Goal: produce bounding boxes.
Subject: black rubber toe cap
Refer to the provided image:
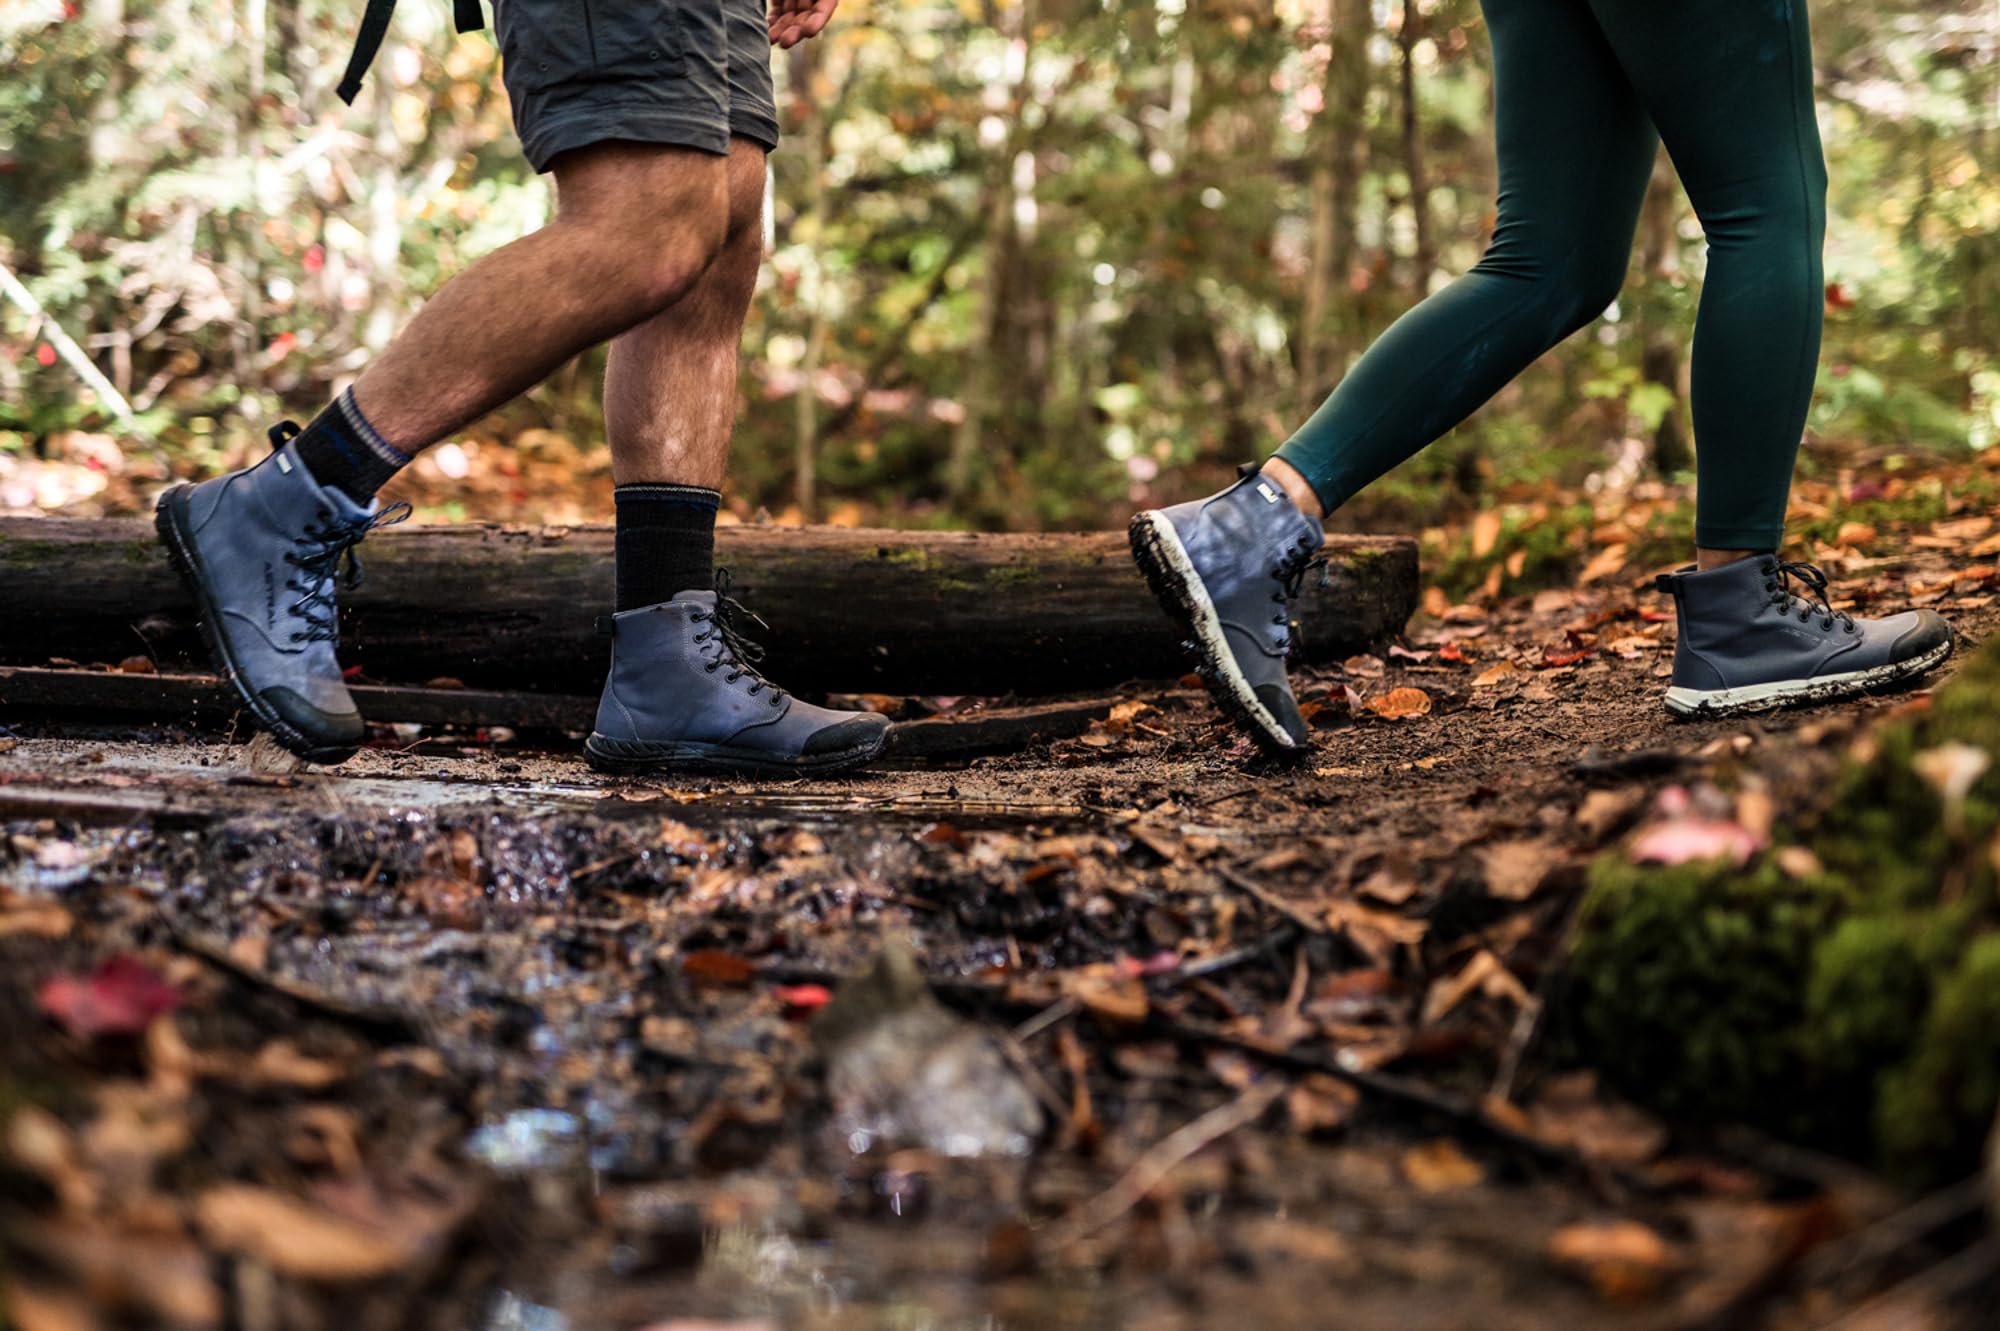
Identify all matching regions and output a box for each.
[1891,610,1954,663]
[259,686,365,759]
[1253,683,1309,749]
[804,713,892,757]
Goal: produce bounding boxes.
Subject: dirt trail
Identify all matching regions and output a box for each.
[2,575,1993,1331]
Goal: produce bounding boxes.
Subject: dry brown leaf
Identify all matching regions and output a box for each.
[1365,687,1433,720]
[195,1185,410,1281]
[1472,660,1520,688]
[1776,845,1825,880]
[1834,521,1878,549]
[1286,1074,1361,1137]
[1343,653,1386,679]
[1421,949,1533,1026]
[1471,509,1503,559]
[1548,1220,1675,1302]
[1421,585,1452,618]
[1579,543,1629,584]
[1401,1138,1484,1191]
[1480,840,1560,900]
[1065,972,1149,1026]
[1575,788,1645,842]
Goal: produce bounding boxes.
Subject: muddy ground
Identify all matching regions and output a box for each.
[2,562,1996,1331]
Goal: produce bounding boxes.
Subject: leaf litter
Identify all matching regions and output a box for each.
[3,523,1998,1329]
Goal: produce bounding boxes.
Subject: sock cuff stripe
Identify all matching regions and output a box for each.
[615,483,722,510]
[336,389,413,467]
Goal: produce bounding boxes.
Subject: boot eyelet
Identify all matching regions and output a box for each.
[705,663,719,673]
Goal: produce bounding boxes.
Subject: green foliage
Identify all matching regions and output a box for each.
[1571,636,2000,1180]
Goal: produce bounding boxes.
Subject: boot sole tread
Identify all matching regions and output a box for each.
[1663,632,1956,719]
[1128,512,1301,757]
[582,730,888,776]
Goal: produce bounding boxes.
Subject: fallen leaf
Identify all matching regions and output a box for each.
[682,951,757,987]
[1834,522,1878,549]
[775,983,834,1015]
[1343,653,1386,679]
[1630,818,1764,868]
[1579,543,1629,584]
[1472,661,1520,688]
[195,1185,410,1281]
[1421,950,1532,1026]
[1912,741,1991,836]
[1065,971,1149,1026]
[1365,687,1433,720]
[1471,510,1503,559]
[1480,840,1560,900]
[1286,1074,1360,1136]
[1775,846,1824,880]
[1422,586,1452,618]
[1401,1138,1484,1191]
[116,655,156,674]
[1548,1220,1675,1302]
[36,957,181,1039]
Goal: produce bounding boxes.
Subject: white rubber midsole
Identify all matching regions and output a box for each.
[1663,639,1953,717]
[1138,513,1297,750]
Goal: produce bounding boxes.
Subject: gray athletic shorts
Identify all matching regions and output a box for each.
[493,0,780,171]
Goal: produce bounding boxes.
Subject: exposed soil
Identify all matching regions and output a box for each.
[2,563,1996,1331]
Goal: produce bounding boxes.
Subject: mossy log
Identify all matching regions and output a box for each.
[0,517,1417,696]
[1571,637,2000,1182]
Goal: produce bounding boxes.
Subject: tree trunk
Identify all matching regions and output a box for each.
[1398,0,1434,297]
[1298,0,1370,413]
[0,519,1418,698]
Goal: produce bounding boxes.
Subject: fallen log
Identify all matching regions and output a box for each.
[0,518,1417,696]
[0,666,1118,759]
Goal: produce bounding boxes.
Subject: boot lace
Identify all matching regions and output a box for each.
[269,421,413,645]
[690,569,787,707]
[1270,536,1326,654]
[1765,558,1856,634]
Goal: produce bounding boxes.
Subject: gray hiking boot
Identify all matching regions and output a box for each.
[155,424,409,764]
[1658,555,1954,718]
[1129,464,1326,753]
[585,579,891,776]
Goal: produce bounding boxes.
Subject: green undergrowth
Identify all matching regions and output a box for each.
[1569,636,2000,1182]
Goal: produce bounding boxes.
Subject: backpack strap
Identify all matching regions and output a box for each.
[337,0,487,106]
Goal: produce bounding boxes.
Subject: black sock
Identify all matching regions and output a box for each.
[293,388,412,504]
[615,483,721,611]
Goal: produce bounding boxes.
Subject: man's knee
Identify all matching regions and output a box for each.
[554,142,734,313]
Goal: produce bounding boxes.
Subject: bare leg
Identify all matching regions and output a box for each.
[349,142,732,450]
[605,141,769,488]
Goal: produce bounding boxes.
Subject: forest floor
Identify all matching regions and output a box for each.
[5,492,2000,1331]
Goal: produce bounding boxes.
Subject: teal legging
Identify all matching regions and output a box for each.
[1274,0,1827,552]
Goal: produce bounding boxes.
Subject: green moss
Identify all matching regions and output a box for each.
[1569,634,2000,1180]
[1572,857,1846,1127]
[1876,936,2000,1174]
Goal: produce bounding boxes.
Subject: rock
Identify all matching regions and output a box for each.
[813,943,1043,1159]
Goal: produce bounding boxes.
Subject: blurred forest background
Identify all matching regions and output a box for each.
[2,0,1997,566]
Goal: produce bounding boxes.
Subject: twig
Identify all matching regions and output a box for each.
[1154,1013,1657,1194]
[1012,995,1081,1043]
[170,926,419,1040]
[1492,889,1590,1102]
[1812,1236,2000,1331]
[1039,1081,1285,1248]
[1798,1175,1989,1285]
[0,259,136,423]
[1215,865,1332,936]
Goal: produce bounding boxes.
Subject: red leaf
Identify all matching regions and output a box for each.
[774,983,833,1014]
[682,950,756,986]
[1542,644,1593,668]
[36,957,181,1038]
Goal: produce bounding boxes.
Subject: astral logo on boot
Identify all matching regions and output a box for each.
[1257,482,1281,504]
